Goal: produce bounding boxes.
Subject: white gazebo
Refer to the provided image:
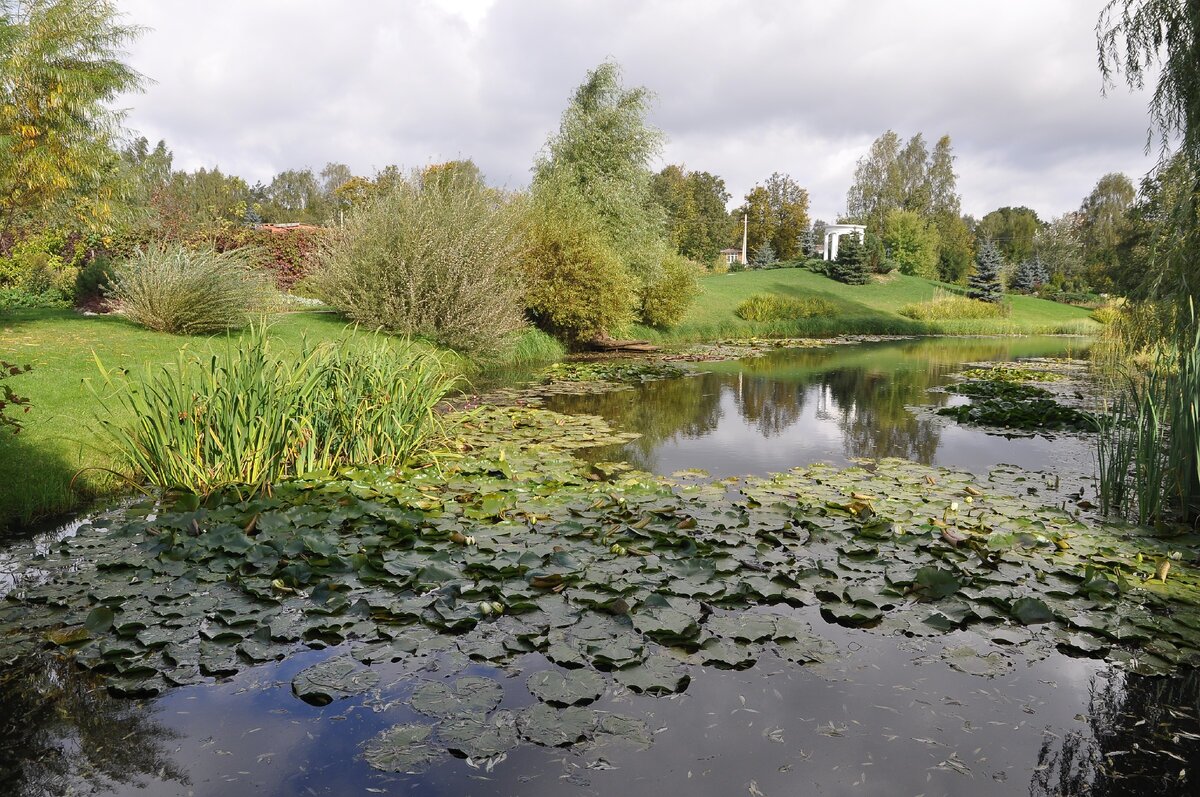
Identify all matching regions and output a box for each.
[823,223,867,261]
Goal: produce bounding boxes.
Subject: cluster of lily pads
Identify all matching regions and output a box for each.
[937,361,1098,433]
[2,400,1198,737]
[538,361,686,385]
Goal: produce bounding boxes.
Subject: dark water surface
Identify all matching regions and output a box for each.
[4,336,1199,797]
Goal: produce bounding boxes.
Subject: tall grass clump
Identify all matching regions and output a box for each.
[899,289,1009,321]
[89,327,456,495]
[1094,310,1200,524]
[108,244,275,334]
[735,293,836,322]
[313,173,527,357]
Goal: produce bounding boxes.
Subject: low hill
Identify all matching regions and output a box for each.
[631,267,1098,342]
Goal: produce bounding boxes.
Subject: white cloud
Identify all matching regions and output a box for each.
[115,0,1158,221]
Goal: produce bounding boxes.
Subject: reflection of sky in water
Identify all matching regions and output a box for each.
[7,335,1198,796]
[552,336,1099,487]
[39,608,1142,797]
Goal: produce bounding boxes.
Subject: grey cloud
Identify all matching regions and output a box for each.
[116,0,1158,221]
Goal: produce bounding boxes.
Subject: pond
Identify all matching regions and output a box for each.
[2,336,1198,797]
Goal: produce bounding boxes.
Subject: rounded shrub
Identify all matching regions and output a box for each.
[735,293,837,322]
[108,244,274,334]
[313,173,527,356]
[636,247,700,328]
[519,183,635,347]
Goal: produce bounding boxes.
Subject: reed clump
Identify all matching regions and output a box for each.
[90,326,456,495]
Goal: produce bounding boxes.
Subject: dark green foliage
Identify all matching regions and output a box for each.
[937,397,1096,432]
[828,233,869,285]
[967,241,1004,303]
[1009,258,1048,294]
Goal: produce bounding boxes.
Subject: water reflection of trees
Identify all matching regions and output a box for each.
[731,374,806,437]
[821,366,946,463]
[0,656,188,796]
[546,373,724,469]
[1030,669,1200,796]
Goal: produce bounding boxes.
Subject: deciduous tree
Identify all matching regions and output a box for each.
[0,0,144,233]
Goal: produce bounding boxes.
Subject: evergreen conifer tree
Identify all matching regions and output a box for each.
[750,240,777,268]
[1009,257,1048,294]
[829,233,869,285]
[967,241,1004,303]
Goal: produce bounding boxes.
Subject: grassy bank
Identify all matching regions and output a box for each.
[625,268,1098,342]
[1,271,1091,529]
[0,309,561,529]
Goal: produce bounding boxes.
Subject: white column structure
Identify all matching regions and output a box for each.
[823,223,867,260]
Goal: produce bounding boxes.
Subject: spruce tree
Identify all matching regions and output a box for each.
[967,241,1004,303]
[829,233,869,285]
[751,240,777,268]
[1009,257,1048,294]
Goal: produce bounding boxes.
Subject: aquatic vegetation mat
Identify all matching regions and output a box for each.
[3,399,1200,755]
[937,396,1097,432]
[538,361,686,384]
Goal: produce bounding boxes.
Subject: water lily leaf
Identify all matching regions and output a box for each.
[363,724,442,773]
[438,710,519,758]
[1011,597,1055,625]
[942,645,1010,677]
[410,676,502,719]
[517,703,597,747]
[613,655,689,695]
[291,655,379,705]
[914,566,961,600]
[527,668,605,706]
[84,606,115,634]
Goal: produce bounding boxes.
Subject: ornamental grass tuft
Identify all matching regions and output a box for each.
[89,326,456,496]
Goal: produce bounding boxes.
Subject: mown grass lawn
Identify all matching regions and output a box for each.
[0,310,360,528]
[628,268,1099,342]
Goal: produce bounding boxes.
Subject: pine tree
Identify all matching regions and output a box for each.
[750,240,777,268]
[1009,257,1048,294]
[829,233,870,285]
[967,241,1004,303]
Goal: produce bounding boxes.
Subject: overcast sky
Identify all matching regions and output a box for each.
[114,0,1160,222]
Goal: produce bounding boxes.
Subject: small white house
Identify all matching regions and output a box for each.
[823,224,867,261]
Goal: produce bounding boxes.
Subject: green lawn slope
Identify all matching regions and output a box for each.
[628,268,1099,342]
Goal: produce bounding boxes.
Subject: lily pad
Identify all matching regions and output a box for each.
[613,655,690,696]
[363,724,442,773]
[291,655,379,706]
[410,676,502,719]
[438,710,519,758]
[517,703,597,747]
[527,668,606,706]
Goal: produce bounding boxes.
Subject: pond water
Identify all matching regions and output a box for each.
[2,336,1198,797]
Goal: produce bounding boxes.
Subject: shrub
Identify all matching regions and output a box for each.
[900,289,1010,320]
[735,293,837,322]
[0,232,81,306]
[828,232,869,285]
[75,254,115,309]
[1091,300,1125,325]
[210,226,327,290]
[519,183,635,346]
[636,247,700,328]
[107,244,274,334]
[314,174,526,356]
[90,328,455,495]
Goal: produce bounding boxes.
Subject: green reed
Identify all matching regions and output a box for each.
[89,326,456,496]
